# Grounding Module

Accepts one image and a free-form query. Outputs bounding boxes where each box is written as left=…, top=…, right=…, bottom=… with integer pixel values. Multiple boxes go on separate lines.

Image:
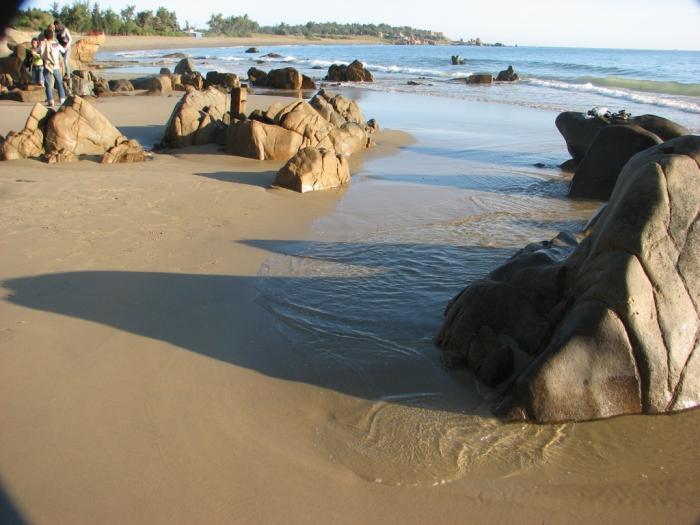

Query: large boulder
left=44, top=96, right=127, bottom=156
left=70, top=75, right=95, bottom=97
left=437, top=135, right=700, bottom=423
left=496, top=65, right=519, bottom=81
left=274, top=147, right=350, bottom=192
left=70, top=34, right=105, bottom=69
left=130, top=75, right=172, bottom=92
left=173, top=58, right=195, bottom=75
left=1, top=103, right=51, bottom=160
left=266, top=67, right=302, bottom=90
left=161, top=86, right=228, bottom=147
left=569, top=125, right=662, bottom=200
left=325, top=60, right=373, bottom=82
left=181, top=71, right=204, bottom=90
left=0, top=42, right=28, bottom=84
left=329, top=122, right=371, bottom=156
left=555, top=111, right=689, bottom=161
left=0, top=84, right=47, bottom=102
left=226, top=118, right=303, bottom=161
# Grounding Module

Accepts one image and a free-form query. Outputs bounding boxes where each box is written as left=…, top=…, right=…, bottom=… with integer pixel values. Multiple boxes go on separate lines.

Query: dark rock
left=173, top=58, right=195, bottom=75
left=496, top=65, right=519, bottom=81
left=247, top=67, right=268, bottom=87
left=437, top=136, right=700, bottom=423
left=108, top=79, right=134, bottom=92
left=569, top=125, right=662, bottom=200
left=181, top=72, right=204, bottom=90
left=204, top=71, right=240, bottom=90
left=159, top=67, right=171, bottom=76
left=262, top=53, right=283, bottom=59
left=325, top=60, right=373, bottom=82
left=266, top=67, right=302, bottom=90
left=451, top=55, right=464, bottom=65
left=245, top=47, right=260, bottom=53
left=301, top=75, right=316, bottom=90
left=556, top=111, right=689, bottom=161
left=163, top=52, right=188, bottom=59
left=466, top=74, right=493, bottom=85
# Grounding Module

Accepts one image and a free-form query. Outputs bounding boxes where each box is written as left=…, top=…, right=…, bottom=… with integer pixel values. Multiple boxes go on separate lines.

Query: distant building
left=188, top=29, right=203, bottom=38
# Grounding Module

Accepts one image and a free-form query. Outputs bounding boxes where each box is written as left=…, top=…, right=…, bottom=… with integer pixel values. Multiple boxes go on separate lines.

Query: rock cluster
left=247, top=66, right=315, bottom=90
left=325, top=60, right=373, bottom=82
left=436, top=135, right=699, bottom=423
left=1, top=97, right=147, bottom=163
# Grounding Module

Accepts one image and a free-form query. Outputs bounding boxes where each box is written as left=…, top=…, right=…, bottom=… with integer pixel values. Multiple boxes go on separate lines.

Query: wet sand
left=0, top=91, right=699, bottom=524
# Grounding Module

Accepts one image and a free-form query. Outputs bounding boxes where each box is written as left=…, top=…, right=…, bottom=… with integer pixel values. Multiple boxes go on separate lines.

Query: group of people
left=23, top=20, right=72, bottom=108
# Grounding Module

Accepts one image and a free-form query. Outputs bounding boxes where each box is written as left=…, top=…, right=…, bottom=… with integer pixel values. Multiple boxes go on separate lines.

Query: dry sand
left=99, top=34, right=385, bottom=52
left=1, top=93, right=699, bottom=525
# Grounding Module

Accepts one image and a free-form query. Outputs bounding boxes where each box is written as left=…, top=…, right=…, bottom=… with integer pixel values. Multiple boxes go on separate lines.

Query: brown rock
left=0, top=84, right=47, bottom=103
left=247, top=67, right=268, bottom=86
left=325, top=60, right=373, bottom=82
left=131, top=75, right=172, bottom=92
left=46, top=148, right=78, bottom=163
left=45, top=96, right=126, bottom=156
left=274, top=147, right=350, bottom=192
left=496, top=65, right=519, bottom=82
left=101, top=139, right=147, bottom=163
left=466, top=74, right=493, bottom=85
left=204, top=71, right=240, bottom=90
left=1, top=103, right=51, bottom=160
left=226, top=119, right=303, bottom=161
left=162, top=86, right=228, bottom=147
left=173, top=58, right=195, bottom=75
left=70, top=34, right=105, bottom=69
left=266, top=67, right=303, bottom=90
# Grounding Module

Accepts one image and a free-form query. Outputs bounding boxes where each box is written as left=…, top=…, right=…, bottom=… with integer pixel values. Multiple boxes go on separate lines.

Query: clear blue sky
left=24, top=0, right=700, bottom=50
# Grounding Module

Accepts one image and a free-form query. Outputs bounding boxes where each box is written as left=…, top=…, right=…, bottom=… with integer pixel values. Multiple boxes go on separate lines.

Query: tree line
left=13, top=2, right=445, bottom=41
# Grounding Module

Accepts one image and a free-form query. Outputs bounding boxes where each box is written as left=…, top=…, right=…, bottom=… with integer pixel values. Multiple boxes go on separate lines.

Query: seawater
left=99, top=43, right=700, bottom=130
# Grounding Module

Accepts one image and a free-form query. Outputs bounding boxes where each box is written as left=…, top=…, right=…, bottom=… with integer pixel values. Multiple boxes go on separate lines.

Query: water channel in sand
left=251, top=91, right=700, bottom=500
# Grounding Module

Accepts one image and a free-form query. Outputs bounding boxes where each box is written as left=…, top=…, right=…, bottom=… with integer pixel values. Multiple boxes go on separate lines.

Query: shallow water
left=248, top=91, right=700, bottom=497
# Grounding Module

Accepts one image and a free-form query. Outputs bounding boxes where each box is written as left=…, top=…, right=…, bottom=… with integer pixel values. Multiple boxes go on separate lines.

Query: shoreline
left=99, top=33, right=387, bottom=52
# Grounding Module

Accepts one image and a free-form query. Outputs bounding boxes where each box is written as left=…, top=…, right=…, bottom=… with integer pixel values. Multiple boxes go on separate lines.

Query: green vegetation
left=13, top=2, right=446, bottom=42
left=13, top=1, right=183, bottom=35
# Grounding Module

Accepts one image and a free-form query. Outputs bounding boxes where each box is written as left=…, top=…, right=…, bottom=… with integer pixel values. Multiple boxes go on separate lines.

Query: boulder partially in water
left=437, top=135, right=700, bottom=423
left=496, top=65, right=519, bottom=82
left=325, top=60, right=373, bottom=82
left=555, top=111, right=688, bottom=161
left=569, top=125, right=662, bottom=200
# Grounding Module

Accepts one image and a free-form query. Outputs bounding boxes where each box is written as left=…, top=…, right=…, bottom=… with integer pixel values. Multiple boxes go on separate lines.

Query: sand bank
left=99, top=34, right=385, bottom=52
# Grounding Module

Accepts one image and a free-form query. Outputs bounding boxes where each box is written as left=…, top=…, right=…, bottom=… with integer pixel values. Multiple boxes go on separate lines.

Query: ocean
left=99, top=43, right=700, bottom=131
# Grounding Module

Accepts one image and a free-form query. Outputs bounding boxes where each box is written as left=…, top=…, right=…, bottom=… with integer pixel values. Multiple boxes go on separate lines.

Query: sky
left=24, top=0, right=700, bottom=50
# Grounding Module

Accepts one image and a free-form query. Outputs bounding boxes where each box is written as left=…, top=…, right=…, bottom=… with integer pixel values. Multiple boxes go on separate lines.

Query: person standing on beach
left=24, top=37, right=44, bottom=86
left=53, top=20, right=72, bottom=77
left=40, top=29, right=66, bottom=108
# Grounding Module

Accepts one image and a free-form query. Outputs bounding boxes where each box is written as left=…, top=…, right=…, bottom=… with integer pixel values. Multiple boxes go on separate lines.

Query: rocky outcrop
left=161, top=86, right=228, bottom=147
left=555, top=111, right=689, bottom=161
left=437, top=135, right=700, bottom=423
left=2, top=96, right=146, bottom=163
left=247, top=67, right=268, bottom=86
left=0, top=84, right=46, bottom=102
left=70, top=75, right=95, bottom=97
left=0, top=41, right=27, bottom=84
left=496, top=65, right=519, bottom=81
left=274, top=147, right=350, bottom=192
left=174, top=58, right=195, bottom=75
left=466, top=74, right=493, bottom=85
left=569, top=125, right=662, bottom=200
left=325, top=60, right=373, bottom=82
left=45, top=96, right=127, bottom=156
left=181, top=71, right=204, bottom=90
left=247, top=67, right=311, bottom=90
left=309, top=89, right=366, bottom=126
left=245, top=47, right=259, bottom=53
left=1, top=103, right=51, bottom=160
left=451, top=55, right=465, bottom=65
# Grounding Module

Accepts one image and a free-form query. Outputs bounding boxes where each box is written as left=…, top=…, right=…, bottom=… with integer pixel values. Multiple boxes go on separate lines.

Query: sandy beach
left=99, top=34, right=385, bottom=52
left=1, top=81, right=699, bottom=524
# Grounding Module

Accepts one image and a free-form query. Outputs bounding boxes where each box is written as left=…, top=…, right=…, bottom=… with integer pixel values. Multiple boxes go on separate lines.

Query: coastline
left=1, top=82, right=699, bottom=522
left=99, top=33, right=387, bottom=52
